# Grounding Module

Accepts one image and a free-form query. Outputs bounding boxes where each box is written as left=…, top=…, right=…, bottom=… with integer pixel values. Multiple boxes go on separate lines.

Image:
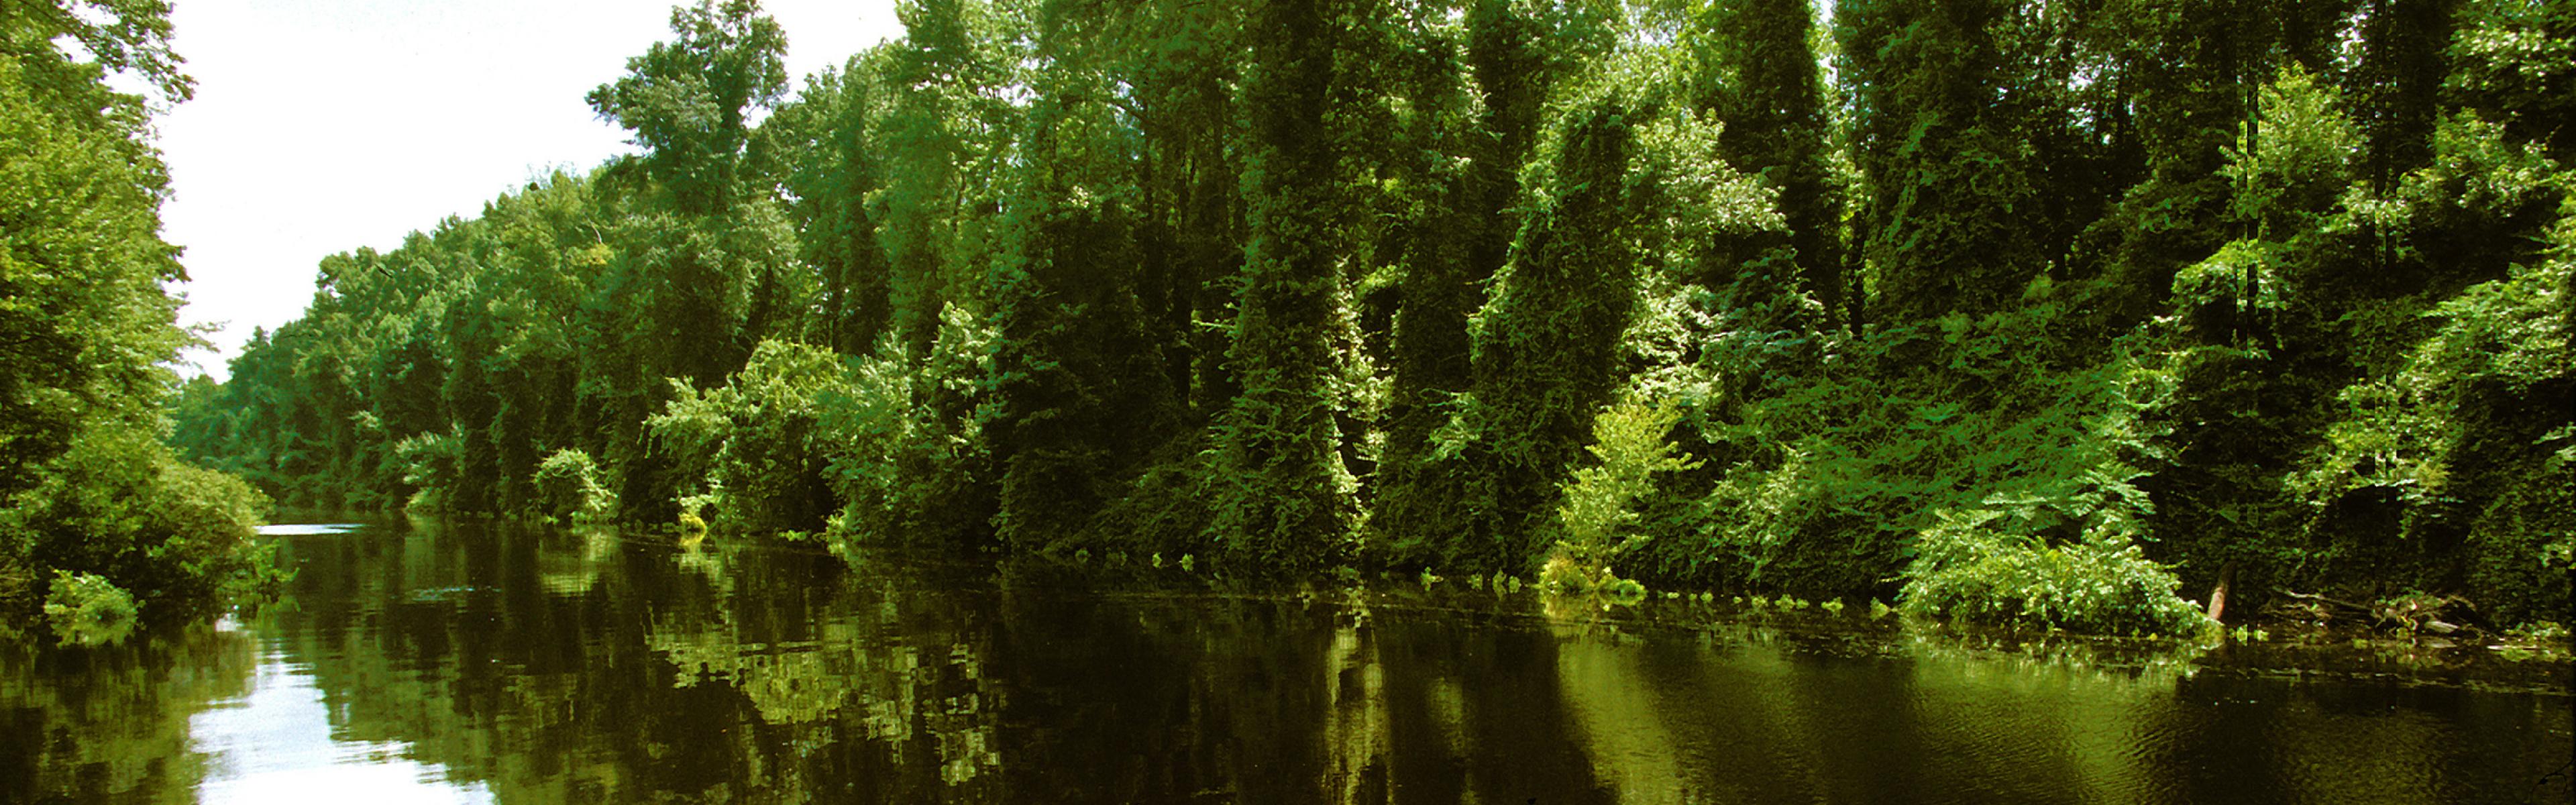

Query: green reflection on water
left=1, top=618, right=251, bottom=802
left=1, top=520, right=2567, bottom=804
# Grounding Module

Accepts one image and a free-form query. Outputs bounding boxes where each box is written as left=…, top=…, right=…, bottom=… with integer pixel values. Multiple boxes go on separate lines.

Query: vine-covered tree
left=168, top=0, right=2572, bottom=637
left=1208, top=0, right=1362, bottom=570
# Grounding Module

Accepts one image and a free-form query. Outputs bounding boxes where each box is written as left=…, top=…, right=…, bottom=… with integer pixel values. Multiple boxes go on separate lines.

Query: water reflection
left=0, top=519, right=2567, bottom=803
left=256, top=523, right=362, bottom=537
left=192, top=647, right=495, bottom=802
left=0, top=617, right=248, bottom=800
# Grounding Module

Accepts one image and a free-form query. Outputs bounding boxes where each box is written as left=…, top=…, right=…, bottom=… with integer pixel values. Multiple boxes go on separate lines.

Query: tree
left=1374, top=0, right=1598, bottom=563
left=1451, top=89, right=1646, bottom=572
left=874, top=0, right=1026, bottom=354
left=1837, top=0, right=2043, bottom=325
left=1210, top=0, right=1362, bottom=570
left=980, top=8, right=1191, bottom=549
left=586, top=0, right=788, bottom=216
left=585, top=0, right=798, bottom=522
left=1701, top=0, right=1843, bottom=323
left=2353, top=0, right=2461, bottom=193
left=758, top=53, right=898, bottom=355
left=3, top=0, right=279, bottom=633
left=0, top=56, right=182, bottom=497
left=1371, top=11, right=1480, bottom=564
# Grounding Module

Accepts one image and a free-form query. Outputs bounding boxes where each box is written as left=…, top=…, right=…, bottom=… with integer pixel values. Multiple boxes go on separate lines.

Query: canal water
left=3, top=518, right=2569, bottom=803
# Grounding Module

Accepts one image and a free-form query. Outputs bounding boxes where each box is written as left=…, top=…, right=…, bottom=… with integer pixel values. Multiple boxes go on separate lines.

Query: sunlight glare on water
left=189, top=651, right=493, bottom=804
left=254, top=523, right=365, bottom=537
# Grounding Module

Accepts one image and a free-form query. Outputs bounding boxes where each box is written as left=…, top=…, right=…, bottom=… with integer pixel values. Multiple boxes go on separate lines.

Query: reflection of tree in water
left=590, top=529, right=1011, bottom=800
left=250, top=520, right=1010, bottom=802
left=0, top=620, right=258, bottom=800
left=983, top=581, right=1605, bottom=804
left=990, top=582, right=1329, bottom=801
left=1322, top=599, right=1389, bottom=802
left=646, top=567, right=1007, bottom=790
left=1550, top=623, right=1686, bottom=803
left=536, top=525, right=626, bottom=595
left=19, top=521, right=2561, bottom=803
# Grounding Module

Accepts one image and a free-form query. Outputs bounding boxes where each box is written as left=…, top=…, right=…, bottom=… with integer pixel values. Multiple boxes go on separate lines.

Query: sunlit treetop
left=0, top=0, right=190, bottom=115
left=586, top=0, right=790, bottom=215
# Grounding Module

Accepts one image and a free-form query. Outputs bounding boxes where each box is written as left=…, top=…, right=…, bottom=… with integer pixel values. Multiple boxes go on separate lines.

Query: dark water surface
left=3, top=519, right=2569, bottom=803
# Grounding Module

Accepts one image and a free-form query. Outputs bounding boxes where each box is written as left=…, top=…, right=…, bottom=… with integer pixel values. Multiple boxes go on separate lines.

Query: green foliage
left=31, top=571, right=137, bottom=650
left=758, top=53, right=898, bottom=354
left=6, top=429, right=283, bottom=627
left=41, top=570, right=136, bottom=647
left=1372, top=11, right=1487, bottom=566
left=2288, top=197, right=2575, bottom=625
left=817, top=305, right=997, bottom=559
left=2220, top=68, right=2360, bottom=239
left=533, top=448, right=616, bottom=523
left=1540, top=397, right=1696, bottom=595
left=586, top=0, right=789, bottom=215
left=1071, top=429, right=1222, bottom=559
left=1207, top=0, right=1363, bottom=573
left=2, top=2, right=282, bottom=638
left=2445, top=0, right=2575, bottom=158
left=1626, top=274, right=2185, bottom=606
left=0, top=55, right=184, bottom=498
left=1836, top=0, right=2047, bottom=323
left=1441, top=85, right=1652, bottom=572
left=985, top=190, right=1177, bottom=551
left=392, top=428, right=460, bottom=513
left=162, top=0, right=2576, bottom=637
left=1695, top=0, right=1845, bottom=319
left=1900, top=508, right=2214, bottom=637
left=2132, top=51, right=2573, bottom=631
left=649, top=339, right=851, bottom=535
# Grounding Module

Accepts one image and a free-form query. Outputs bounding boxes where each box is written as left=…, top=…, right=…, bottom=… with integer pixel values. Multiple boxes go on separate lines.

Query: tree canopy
left=4, top=0, right=278, bottom=643
left=172, top=0, right=2573, bottom=637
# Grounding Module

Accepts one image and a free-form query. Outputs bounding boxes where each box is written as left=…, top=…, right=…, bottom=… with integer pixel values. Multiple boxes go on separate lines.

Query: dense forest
left=2, top=0, right=283, bottom=645
left=155, top=0, right=2572, bottom=637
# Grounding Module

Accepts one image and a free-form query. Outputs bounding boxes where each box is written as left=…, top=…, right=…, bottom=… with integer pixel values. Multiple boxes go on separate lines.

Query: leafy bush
left=1631, top=276, right=2186, bottom=600
left=2444, top=0, right=2575, bottom=157
left=392, top=428, right=460, bottom=513
left=819, top=305, right=997, bottom=559
left=650, top=339, right=851, bottom=535
left=1073, top=429, right=1222, bottom=559
left=1900, top=509, right=2216, bottom=637
left=2219, top=68, right=2358, bottom=237
left=2289, top=197, right=2575, bottom=625
left=533, top=448, right=616, bottom=523
left=42, top=571, right=137, bottom=647
left=1541, top=396, right=1695, bottom=595
left=4, top=429, right=284, bottom=631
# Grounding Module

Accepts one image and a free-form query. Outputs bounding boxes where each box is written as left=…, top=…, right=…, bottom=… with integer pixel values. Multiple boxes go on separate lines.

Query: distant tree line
left=171, top=0, right=2572, bottom=635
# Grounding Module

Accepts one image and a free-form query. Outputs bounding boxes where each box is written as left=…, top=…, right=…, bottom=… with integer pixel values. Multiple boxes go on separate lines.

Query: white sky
left=158, top=0, right=906, bottom=380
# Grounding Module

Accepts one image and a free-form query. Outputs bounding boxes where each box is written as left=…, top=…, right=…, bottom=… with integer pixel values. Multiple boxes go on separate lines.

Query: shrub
left=819, top=304, right=998, bottom=558
left=1541, top=396, right=1696, bottom=595
left=392, top=428, right=460, bottom=513
left=42, top=571, right=137, bottom=647
left=8, top=429, right=284, bottom=629
left=2288, top=195, right=2575, bottom=626
left=533, top=448, right=616, bottom=523
left=1902, top=509, right=2216, bottom=637
left=650, top=339, right=853, bottom=535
